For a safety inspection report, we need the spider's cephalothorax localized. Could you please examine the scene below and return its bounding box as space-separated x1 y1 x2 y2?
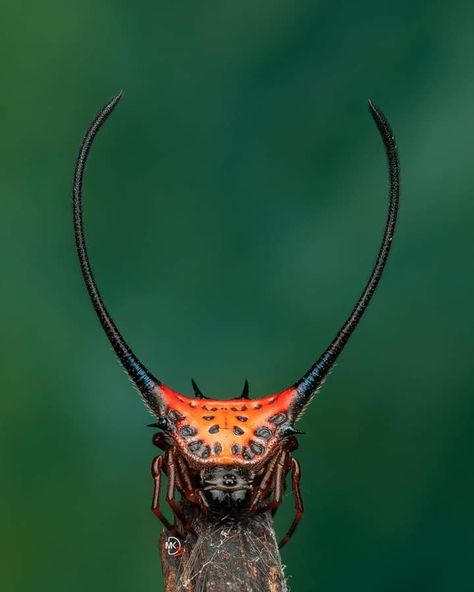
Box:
73 92 399 548
201 466 254 509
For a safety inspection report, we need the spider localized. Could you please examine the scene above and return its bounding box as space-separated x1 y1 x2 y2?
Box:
73 92 399 548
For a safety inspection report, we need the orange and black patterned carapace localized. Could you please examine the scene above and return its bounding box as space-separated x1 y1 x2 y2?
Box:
151 384 299 469
73 92 400 547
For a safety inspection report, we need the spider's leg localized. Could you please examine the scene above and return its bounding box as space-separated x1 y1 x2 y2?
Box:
278 456 304 548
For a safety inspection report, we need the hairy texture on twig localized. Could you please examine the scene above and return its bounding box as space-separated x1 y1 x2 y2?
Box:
160 503 287 592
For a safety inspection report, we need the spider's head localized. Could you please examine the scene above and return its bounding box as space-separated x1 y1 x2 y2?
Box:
200 465 254 510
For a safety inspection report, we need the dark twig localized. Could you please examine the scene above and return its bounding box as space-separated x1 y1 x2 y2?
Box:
159 502 287 592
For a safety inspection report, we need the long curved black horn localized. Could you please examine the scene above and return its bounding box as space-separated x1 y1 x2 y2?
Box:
289 101 400 419
73 92 164 414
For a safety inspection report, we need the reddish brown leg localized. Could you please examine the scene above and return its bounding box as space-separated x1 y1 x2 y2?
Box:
153 432 170 451
250 451 281 510
196 489 210 510
271 460 290 518
176 454 209 510
165 448 197 537
278 457 304 548
151 455 175 532
258 450 289 514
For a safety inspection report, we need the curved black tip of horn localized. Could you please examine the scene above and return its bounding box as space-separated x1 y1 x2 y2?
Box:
72 91 164 415
240 379 250 399
191 378 207 399
290 102 400 418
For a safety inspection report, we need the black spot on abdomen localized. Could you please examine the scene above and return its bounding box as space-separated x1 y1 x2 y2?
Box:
269 413 287 425
180 425 196 437
255 427 272 440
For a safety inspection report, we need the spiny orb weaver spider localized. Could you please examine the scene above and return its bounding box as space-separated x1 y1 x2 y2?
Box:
73 92 399 548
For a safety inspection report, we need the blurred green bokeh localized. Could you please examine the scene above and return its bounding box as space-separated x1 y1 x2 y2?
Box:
1 2 473 591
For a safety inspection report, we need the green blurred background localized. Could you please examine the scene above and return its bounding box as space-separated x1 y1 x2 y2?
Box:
1 1 473 590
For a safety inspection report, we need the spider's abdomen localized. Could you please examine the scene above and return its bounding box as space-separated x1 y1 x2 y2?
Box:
158 385 296 467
